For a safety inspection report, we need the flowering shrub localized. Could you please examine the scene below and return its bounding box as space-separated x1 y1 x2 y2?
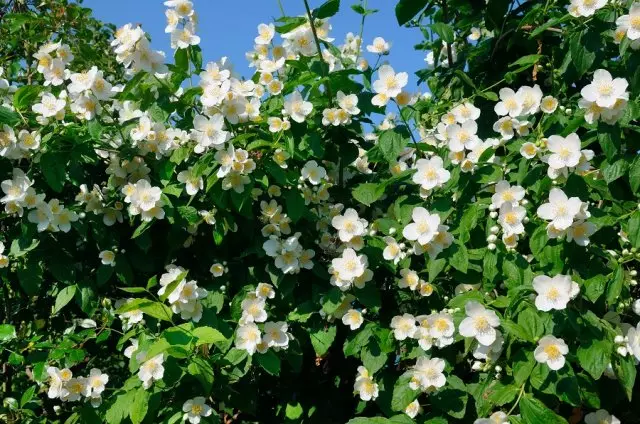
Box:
1 0 640 422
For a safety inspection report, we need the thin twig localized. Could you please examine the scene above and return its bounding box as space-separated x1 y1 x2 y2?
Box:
441 0 454 68
302 0 333 101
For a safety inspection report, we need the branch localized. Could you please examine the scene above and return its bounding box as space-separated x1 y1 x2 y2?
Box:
441 0 454 68
303 0 333 100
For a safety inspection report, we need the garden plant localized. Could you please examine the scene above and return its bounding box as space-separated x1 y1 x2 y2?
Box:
1 0 640 422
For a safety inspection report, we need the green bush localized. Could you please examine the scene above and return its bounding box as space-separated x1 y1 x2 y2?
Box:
1 0 640 423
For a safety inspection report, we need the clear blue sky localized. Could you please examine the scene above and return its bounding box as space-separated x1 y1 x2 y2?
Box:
82 0 426 90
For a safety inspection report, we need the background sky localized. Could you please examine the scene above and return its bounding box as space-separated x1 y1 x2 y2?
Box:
82 0 427 90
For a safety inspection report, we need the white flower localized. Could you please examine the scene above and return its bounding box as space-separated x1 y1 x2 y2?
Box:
474 411 509 424
580 69 629 109
491 180 525 209
366 37 391 54
534 335 568 370
409 357 446 391
451 102 481 123
585 410 620 424
498 203 526 236
301 160 326 185
182 397 213 424
540 96 558 113
493 117 517 140
177 168 204 195
413 157 450 191
124 339 139 358
390 313 417 340
520 142 538 159
235 322 262 355
402 207 441 245
516 85 543 116
536 188 582 231
459 301 500 346
337 91 360 115
192 114 228 152
354 367 379 401
99 250 116 266
241 295 268 323
342 309 364 330
332 208 367 242
283 91 313 123
468 27 482 41
398 268 420 291
569 0 607 18
446 121 480 152
138 354 165 389
210 262 225 277
171 24 200 49
255 283 275 299
494 88 523 117
405 399 422 418
546 133 581 170
332 248 366 282
32 92 66 118
262 321 290 348
382 236 403 264
86 369 108 397
626 322 640 361
255 23 275 45
372 65 408 98
617 3 640 41
566 220 596 246
533 274 579 311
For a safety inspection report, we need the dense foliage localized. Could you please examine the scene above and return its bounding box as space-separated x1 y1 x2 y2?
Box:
1 0 640 423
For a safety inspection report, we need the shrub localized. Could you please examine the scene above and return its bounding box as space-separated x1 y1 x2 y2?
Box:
1 0 640 423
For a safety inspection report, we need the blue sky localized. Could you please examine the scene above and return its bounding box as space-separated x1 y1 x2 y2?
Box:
82 0 426 89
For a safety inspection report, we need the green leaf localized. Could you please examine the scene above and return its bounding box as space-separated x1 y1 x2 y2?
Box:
614 354 636 401
606 265 624 305
391 374 419 411
313 0 340 19
309 325 336 356
17 260 43 296
361 341 387 374
576 339 612 380
431 375 468 419
352 183 385 206
40 152 68 193
570 30 598 77
284 189 306 223
449 242 469 273
20 385 36 407
628 212 640 248
256 350 281 376
129 387 149 424
88 119 103 140
512 349 536 386
395 0 429 25
378 129 408 162
275 16 307 34
0 106 20 125
285 402 304 419
13 85 42 111
187 357 214 394
177 205 200 225
520 395 568 423
509 54 543 68
429 22 455 44
0 324 16 342
53 285 77 315
116 299 173 322
517 307 543 341
192 326 227 347
602 158 628 183
630 156 640 194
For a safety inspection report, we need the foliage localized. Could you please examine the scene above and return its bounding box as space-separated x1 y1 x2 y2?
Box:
0 0 640 423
